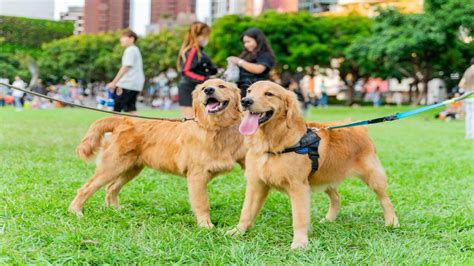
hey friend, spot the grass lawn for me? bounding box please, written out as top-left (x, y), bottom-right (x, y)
top-left (1, 106), bottom-right (473, 264)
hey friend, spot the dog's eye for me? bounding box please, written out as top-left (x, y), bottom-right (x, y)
top-left (265, 92), bottom-right (274, 97)
top-left (218, 85), bottom-right (226, 89)
top-left (247, 89), bottom-right (252, 94)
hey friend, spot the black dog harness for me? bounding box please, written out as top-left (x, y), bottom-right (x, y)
top-left (280, 128), bottom-right (321, 171)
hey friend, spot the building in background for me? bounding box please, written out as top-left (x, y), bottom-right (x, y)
top-left (147, 0), bottom-right (195, 34)
top-left (197, 0), bottom-right (246, 24)
top-left (0, 0), bottom-right (55, 20)
top-left (60, 6), bottom-right (85, 35)
top-left (298, 0), bottom-right (337, 13)
top-left (244, 0), bottom-right (339, 16)
top-left (150, 0), bottom-right (195, 23)
top-left (323, 0), bottom-right (424, 16)
top-left (84, 0), bottom-right (130, 33)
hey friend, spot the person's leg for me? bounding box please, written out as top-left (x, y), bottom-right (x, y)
top-left (112, 88), bottom-right (124, 112)
top-left (14, 96), bottom-right (22, 110)
top-left (178, 85), bottom-right (194, 119)
top-left (466, 99), bottom-right (474, 139)
top-left (123, 89), bottom-right (139, 115)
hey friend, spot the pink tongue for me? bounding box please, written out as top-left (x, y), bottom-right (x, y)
top-left (205, 102), bottom-right (220, 115)
top-left (239, 113), bottom-right (260, 136)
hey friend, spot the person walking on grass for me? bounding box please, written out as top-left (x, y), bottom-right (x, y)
top-left (12, 76), bottom-right (26, 112)
top-left (106, 29), bottom-right (145, 114)
top-left (177, 21), bottom-right (217, 119)
top-left (459, 58), bottom-right (474, 139)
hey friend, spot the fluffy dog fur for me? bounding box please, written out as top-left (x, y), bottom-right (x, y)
top-left (228, 81), bottom-right (398, 249)
top-left (69, 79), bottom-right (246, 228)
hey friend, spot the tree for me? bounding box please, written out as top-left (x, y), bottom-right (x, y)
top-left (38, 30), bottom-right (184, 84)
top-left (347, 1), bottom-right (474, 104)
top-left (209, 12), bottom-right (372, 104)
top-left (0, 16), bottom-right (73, 82)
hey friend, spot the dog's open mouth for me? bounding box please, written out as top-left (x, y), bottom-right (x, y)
top-left (205, 97), bottom-right (229, 114)
top-left (239, 110), bottom-right (274, 136)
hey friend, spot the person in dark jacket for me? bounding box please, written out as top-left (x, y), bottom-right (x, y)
top-left (228, 28), bottom-right (275, 98)
top-left (177, 21), bottom-right (217, 118)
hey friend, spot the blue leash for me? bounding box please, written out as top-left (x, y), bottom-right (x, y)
top-left (327, 91), bottom-right (474, 130)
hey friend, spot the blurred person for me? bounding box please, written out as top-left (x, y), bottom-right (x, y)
top-left (372, 86), bottom-right (381, 107)
top-left (280, 71), bottom-right (309, 115)
top-left (435, 92), bottom-right (463, 121)
top-left (228, 28), bottom-right (275, 98)
top-left (318, 79), bottom-right (328, 108)
top-left (0, 79), bottom-right (8, 107)
top-left (459, 58), bottom-right (474, 139)
top-left (12, 76), bottom-right (26, 111)
top-left (177, 22), bottom-right (217, 119)
top-left (106, 29), bottom-right (145, 114)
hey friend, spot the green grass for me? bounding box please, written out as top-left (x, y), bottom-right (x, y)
top-left (1, 106), bottom-right (473, 264)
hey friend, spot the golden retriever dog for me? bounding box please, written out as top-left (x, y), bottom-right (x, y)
top-left (227, 81), bottom-right (398, 249)
top-left (69, 79), bottom-right (246, 228)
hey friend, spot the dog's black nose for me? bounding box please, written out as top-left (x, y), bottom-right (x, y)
top-left (203, 87), bottom-right (215, 95)
top-left (241, 97), bottom-right (254, 108)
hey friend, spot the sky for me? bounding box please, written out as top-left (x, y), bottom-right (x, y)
top-left (54, 0), bottom-right (152, 35)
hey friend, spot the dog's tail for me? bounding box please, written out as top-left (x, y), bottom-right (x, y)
top-left (76, 116), bottom-right (125, 161)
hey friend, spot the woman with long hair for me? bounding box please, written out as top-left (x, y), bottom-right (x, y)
top-left (177, 21), bottom-right (217, 118)
top-left (228, 28), bottom-right (275, 98)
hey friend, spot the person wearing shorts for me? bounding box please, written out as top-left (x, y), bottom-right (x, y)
top-left (177, 22), bottom-right (217, 119)
top-left (107, 29), bottom-right (145, 114)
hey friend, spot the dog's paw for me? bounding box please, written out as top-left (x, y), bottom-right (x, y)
top-left (319, 217), bottom-right (336, 224)
top-left (290, 239), bottom-right (309, 250)
top-left (385, 216), bottom-right (400, 228)
top-left (68, 206), bottom-right (84, 217)
top-left (225, 227), bottom-right (245, 237)
top-left (197, 219), bottom-right (214, 229)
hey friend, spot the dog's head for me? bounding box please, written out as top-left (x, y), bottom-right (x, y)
top-left (192, 79), bottom-right (242, 128)
top-left (239, 81), bottom-right (304, 136)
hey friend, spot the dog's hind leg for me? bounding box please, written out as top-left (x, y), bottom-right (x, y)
top-left (105, 165), bottom-right (143, 208)
top-left (355, 154), bottom-right (399, 227)
top-left (69, 153), bottom-right (133, 216)
top-left (321, 187), bottom-right (340, 222)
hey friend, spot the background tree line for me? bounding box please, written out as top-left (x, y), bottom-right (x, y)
top-left (1, 0), bottom-right (473, 104)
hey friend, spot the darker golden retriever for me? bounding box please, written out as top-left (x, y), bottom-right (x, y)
top-left (69, 79), bottom-right (246, 228)
top-left (228, 81), bottom-right (398, 249)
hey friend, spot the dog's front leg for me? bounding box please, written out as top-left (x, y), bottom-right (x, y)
top-left (226, 175), bottom-right (269, 236)
top-left (187, 173), bottom-right (213, 229)
top-left (287, 182), bottom-right (311, 250)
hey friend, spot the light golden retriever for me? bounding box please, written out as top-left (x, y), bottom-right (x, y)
top-left (69, 79), bottom-right (246, 228)
top-left (227, 81), bottom-right (398, 249)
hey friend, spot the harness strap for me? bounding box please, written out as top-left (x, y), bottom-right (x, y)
top-left (281, 128), bottom-right (321, 171)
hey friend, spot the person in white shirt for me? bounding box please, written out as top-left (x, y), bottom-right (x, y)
top-left (106, 29), bottom-right (145, 114)
top-left (12, 76), bottom-right (26, 111)
top-left (459, 58), bottom-right (474, 139)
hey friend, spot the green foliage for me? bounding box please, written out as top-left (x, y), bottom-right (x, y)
top-left (347, 1), bottom-right (474, 85)
top-left (209, 12), bottom-right (372, 70)
top-left (0, 16), bottom-right (73, 49)
top-left (0, 16), bottom-right (73, 81)
top-left (38, 30), bottom-right (184, 84)
top-left (38, 33), bottom-right (119, 84)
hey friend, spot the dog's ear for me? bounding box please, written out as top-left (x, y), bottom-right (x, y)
top-left (284, 91), bottom-right (302, 128)
top-left (228, 81), bottom-right (242, 112)
top-left (192, 84), bottom-right (204, 119)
